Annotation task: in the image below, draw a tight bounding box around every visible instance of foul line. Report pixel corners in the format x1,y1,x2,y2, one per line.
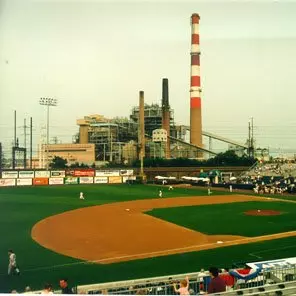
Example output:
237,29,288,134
0,233,295,275
90,231,296,264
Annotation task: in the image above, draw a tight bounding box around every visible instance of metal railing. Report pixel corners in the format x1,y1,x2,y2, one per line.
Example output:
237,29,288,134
76,265,296,295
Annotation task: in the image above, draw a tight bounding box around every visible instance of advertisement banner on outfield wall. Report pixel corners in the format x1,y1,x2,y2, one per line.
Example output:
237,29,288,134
66,169,95,177
108,176,122,184
0,179,16,186
35,171,50,178
79,177,94,184
49,178,64,185
16,179,32,186
64,177,79,185
74,169,95,177
18,171,35,178
94,177,108,184
33,178,49,185
122,176,137,183
95,170,120,177
120,170,134,176
50,170,65,178
2,171,18,179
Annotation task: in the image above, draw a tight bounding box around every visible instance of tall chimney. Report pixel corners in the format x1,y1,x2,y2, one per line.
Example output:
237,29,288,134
190,13,202,150
162,78,170,158
139,91,145,159
138,91,145,179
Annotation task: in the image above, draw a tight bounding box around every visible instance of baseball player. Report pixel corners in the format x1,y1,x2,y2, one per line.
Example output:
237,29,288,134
8,250,20,276
79,192,85,200
159,189,163,198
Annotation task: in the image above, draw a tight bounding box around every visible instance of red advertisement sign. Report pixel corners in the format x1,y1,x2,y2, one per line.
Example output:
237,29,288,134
33,178,49,185
73,169,95,177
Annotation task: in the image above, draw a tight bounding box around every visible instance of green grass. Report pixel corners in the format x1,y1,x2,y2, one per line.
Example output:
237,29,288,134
147,201,296,237
0,184,295,293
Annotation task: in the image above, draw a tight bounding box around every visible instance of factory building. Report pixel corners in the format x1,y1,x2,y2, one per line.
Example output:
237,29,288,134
76,101,176,164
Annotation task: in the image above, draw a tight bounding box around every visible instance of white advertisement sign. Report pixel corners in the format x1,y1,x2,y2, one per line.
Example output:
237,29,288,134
35,171,50,178
49,178,64,185
50,170,65,178
18,171,35,178
247,257,296,270
94,177,108,184
0,179,16,186
79,177,94,184
16,179,32,186
122,176,137,183
120,170,134,176
95,170,120,177
2,171,18,179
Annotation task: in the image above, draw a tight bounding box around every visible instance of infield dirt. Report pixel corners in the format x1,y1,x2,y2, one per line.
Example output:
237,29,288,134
31,194,296,264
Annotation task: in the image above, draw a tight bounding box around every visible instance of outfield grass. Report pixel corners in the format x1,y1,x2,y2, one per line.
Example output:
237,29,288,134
0,184,295,293
147,201,296,237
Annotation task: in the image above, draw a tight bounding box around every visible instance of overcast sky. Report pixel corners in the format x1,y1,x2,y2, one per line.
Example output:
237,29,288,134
0,0,296,155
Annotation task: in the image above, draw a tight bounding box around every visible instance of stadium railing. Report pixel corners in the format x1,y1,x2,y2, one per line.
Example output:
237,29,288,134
75,265,296,294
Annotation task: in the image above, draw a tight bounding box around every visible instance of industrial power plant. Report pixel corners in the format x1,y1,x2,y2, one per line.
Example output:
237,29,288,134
4,13,256,169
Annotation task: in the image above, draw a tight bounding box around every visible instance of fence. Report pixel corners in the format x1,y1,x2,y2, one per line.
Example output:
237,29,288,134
0,169,136,187
75,265,296,295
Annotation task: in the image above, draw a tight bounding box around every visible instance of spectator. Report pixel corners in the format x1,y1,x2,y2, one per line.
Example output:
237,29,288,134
59,279,73,294
24,286,32,293
220,268,235,291
207,267,226,294
173,276,189,295
11,290,17,294
42,283,53,294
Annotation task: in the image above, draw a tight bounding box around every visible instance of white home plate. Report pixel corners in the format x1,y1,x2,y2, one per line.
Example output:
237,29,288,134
125,209,130,211
217,241,223,244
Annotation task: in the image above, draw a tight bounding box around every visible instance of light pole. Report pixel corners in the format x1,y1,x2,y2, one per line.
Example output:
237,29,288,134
39,98,58,169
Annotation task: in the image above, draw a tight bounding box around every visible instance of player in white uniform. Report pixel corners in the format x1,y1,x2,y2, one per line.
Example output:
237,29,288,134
79,192,85,200
159,190,163,198
8,250,20,276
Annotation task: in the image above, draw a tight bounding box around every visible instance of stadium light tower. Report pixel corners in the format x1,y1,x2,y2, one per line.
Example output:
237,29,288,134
39,98,58,169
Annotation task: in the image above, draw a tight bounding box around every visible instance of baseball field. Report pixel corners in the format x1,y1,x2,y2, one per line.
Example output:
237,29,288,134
1,184,296,293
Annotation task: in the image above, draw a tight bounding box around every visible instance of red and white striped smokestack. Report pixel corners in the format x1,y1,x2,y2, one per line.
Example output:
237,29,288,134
190,13,202,149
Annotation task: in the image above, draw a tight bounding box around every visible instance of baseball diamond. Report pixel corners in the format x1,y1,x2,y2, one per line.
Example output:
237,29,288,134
1,184,296,293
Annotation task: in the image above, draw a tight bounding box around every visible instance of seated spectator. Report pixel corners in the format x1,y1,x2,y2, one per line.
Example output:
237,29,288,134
24,286,32,293
59,278,73,294
220,268,235,291
207,267,226,294
42,283,54,294
173,276,189,295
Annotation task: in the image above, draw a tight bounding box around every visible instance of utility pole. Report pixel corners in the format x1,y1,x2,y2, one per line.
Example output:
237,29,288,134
248,120,251,158
0,142,2,178
30,117,33,169
52,136,58,144
14,110,17,147
39,98,58,169
22,118,30,148
251,117,254,158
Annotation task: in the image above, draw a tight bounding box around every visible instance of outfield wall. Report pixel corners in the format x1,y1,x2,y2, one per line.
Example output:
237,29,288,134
0,169,136,187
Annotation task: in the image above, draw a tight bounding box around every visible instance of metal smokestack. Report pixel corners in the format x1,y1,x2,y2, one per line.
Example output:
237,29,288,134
138,91,145,178
190,13,202,150
162,78,170,159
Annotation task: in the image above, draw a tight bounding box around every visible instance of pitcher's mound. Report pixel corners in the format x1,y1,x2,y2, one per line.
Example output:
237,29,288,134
245,210,282,216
